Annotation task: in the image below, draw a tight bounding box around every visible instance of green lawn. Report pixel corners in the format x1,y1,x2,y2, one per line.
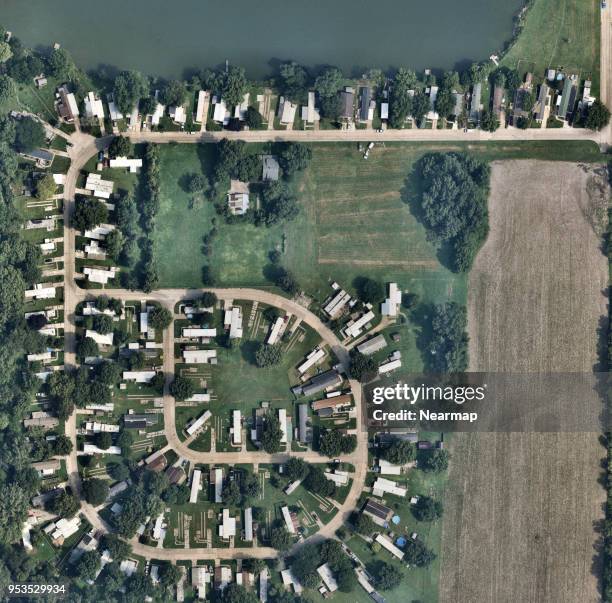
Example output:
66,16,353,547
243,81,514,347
502,0,600,93
154,140,601,292
174,301,323,451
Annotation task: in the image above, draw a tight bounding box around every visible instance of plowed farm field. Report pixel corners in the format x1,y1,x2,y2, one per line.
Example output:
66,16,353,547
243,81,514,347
439,161,609,603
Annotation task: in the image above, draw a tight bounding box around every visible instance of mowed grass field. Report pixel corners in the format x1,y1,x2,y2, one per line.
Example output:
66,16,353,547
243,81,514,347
439,161,609,603
502,0,600,91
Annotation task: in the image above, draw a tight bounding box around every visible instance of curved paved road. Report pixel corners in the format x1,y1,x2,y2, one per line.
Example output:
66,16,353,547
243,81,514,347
57,135,368,561
56,83,612,559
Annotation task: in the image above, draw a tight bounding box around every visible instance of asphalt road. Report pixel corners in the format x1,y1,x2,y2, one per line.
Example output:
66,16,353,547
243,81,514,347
55,59,612,560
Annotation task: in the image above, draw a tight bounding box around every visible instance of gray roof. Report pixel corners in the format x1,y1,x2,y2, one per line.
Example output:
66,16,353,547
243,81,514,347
302,370,343,397
470,82,482,122
535,84,549,120
298,404,311,443
28,148,54,162
359,87,371,121
340,91,354,119
262,155,280,181
357,334,387,356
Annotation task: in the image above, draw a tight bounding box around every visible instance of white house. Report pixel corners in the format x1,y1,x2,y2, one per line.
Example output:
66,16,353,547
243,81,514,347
381,283,402,317
84,91,104,119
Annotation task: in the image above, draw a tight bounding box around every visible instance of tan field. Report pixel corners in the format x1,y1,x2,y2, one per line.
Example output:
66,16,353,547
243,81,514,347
439,161,609,603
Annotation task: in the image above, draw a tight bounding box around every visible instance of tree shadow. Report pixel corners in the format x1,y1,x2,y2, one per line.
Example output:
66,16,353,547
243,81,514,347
240,340,259,365
411,302,435,371
399,159,456,272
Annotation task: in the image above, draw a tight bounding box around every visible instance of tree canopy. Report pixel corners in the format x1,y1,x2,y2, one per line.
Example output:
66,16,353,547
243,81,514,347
279,143,312,177
428,302,469,372
419,448,450,473
108,136,133,158
73,197,109,232
269,525,292,551
148,305,172,330
412,495,443,522
254,342,283,367
278,62,310,104
284,457,308,482
319,429,357,457
83,478,109,505
159,80,187,107
13,117,44,153
170,375,194,401
419,152,490,272
303,465,335,497
261,412,283,453
348,351,377,382
403,538,436,567
372,562,402,590
36,174,56,201
586,99,611,131
380,440,416,465
113,70,149,114
389,68,417,128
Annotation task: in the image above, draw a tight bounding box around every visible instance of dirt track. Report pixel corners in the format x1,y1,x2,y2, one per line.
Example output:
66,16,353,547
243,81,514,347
439,161,609,603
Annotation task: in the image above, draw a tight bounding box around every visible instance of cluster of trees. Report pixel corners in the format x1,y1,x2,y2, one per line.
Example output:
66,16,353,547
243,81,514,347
261,412,284,453
419,152,490,272
46,357,125,420
353,512,377,536
348,350,376,382
213,139,261,193
73,196,108,233
115,193,139,286
371,562,403,590
108,135,133,159
586,99,611,131
319,429,357,457
47,490,80,518
114,469,170,537
303,464,336,497
272,266,300,295
254,342,283,367
380,439,416,465
353,276,384,304
169,375,193,401
140,144,161,292
31,432,72,460
290,540,353,592
389,68,428,128
404,538,436,567
199,65,249,108
221,469,261,508
314,67,345,120
113,70,149,115
14,117,45,153
3,34,80,103
255,180,299,226
427,302,469,372
0,111,63,551
412,495,444,522
419,448,450,472
278,142,312,177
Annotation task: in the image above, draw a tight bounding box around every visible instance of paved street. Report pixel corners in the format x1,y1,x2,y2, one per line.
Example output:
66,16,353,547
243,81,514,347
56,35,612,558
58,133,368,559
127,123,607,146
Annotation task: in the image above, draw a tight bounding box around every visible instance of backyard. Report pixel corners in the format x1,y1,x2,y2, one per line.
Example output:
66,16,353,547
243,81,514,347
501,0,600,92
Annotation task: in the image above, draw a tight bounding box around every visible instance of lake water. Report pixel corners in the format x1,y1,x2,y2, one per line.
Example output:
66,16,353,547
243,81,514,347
0,0,524,79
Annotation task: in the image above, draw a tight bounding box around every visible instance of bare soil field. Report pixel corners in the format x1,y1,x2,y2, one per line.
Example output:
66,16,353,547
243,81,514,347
439,161,609,603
